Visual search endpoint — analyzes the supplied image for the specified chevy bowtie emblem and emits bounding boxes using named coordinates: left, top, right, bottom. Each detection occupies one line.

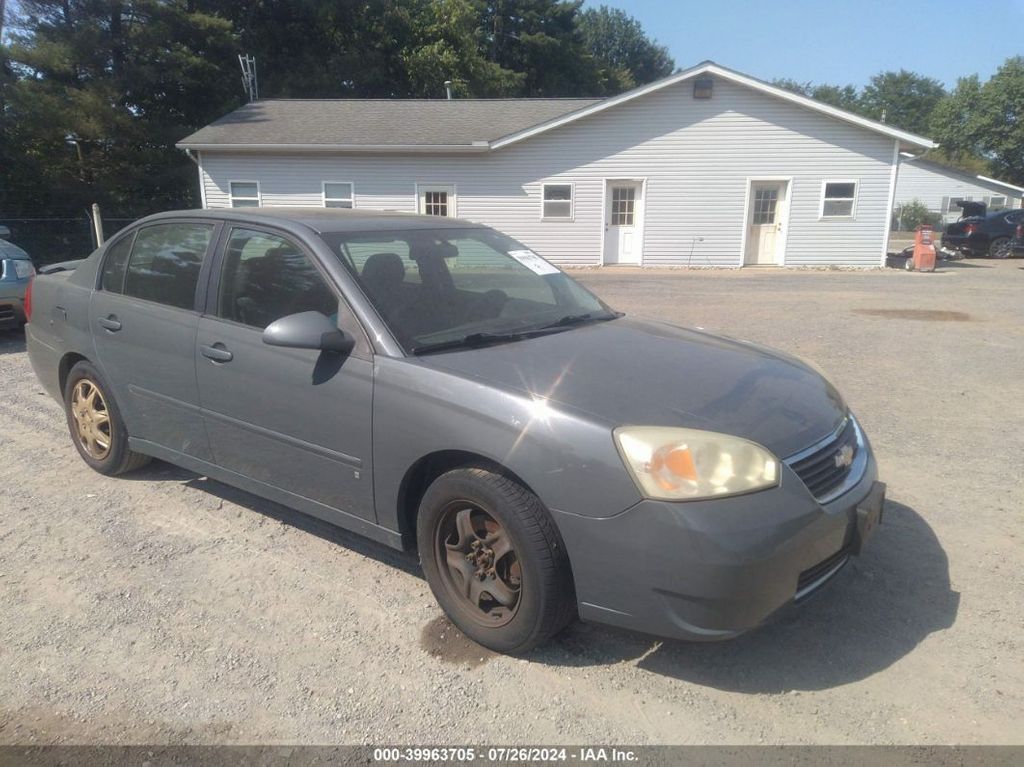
left=834, top=444, right=855, bottom=469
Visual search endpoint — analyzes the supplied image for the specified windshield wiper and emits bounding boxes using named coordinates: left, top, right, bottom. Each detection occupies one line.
left=536, top=312, right=620, bottom=331
left=411, top=331, right=532, bottom=356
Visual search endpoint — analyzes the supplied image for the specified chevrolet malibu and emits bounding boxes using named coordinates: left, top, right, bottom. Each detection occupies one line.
left=25, top=209, right=884, bottom=654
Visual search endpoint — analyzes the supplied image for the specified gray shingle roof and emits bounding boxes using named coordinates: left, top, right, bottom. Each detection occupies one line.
left=177, top=98, right=600, bottom=149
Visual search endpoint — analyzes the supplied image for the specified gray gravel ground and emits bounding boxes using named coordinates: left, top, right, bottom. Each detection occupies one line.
left=0, top=258, right=1022, bottom=745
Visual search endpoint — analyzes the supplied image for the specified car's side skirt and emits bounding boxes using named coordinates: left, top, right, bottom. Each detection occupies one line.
left=129, top=438, right=405, bottom=551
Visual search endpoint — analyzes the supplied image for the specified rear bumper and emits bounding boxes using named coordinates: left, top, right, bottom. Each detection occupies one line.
left=553, top=446, right=880, bottom=642
left=941, top=233, right=986, bottom=255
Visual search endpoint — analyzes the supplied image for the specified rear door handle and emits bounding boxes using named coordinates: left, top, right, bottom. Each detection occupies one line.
left=97, top=315, right=122, bottom=332
left=200, top=343, right=233, bottom=363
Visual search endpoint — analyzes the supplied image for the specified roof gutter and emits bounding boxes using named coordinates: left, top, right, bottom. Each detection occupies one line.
left=175, top=142, right=492, bottom=154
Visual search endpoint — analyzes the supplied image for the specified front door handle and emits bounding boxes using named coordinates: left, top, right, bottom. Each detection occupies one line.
left=200, top=343, right=233, bottom=363
left=97, top=315, right=122, bottom=332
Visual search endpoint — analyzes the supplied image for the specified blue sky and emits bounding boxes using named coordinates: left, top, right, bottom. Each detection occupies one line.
left=591, top=0, right=1024, bottom=88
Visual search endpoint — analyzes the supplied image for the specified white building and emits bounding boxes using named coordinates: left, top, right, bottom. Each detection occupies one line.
left=894, top=154, right=1024, bottom=225
left=178, top=61, right=935, bottom=268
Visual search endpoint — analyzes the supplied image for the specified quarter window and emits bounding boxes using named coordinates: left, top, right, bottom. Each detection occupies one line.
left=124, top=223, right=213, bottom=310
left=99, top=233, right=134, bottom=293
left=821, top=181, right=857, bottom=218
left=323, top=182, right=355, bottom=209
left=218, top=228, right=337, bottom=330
left=542, top=183, right=573, bottom=220
left=229, top=181, right=261, bottom=208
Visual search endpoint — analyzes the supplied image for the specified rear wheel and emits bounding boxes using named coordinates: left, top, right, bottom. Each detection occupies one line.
left=64, top=360, right=150, bottom=475
left=989, top=237, right=1011, bottom=258
left=417, top=466, right=575, bottom=654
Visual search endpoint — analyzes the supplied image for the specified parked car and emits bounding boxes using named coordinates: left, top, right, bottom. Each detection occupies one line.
left=0, top=233, right=36, bottom=330
left=25, top=209, right=884, bottom=653
left=941, top=200, right=1024, bottom=258
left=1011, top=223, right=1024, bottom=258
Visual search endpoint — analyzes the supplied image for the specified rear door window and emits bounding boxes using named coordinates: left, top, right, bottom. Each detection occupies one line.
left=124, top=223, right=214, bottom=310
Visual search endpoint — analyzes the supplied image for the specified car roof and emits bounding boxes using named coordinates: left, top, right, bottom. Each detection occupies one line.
left=134, top=207, right=488, bottom=235
left=0, top=239, right=30, bottom=259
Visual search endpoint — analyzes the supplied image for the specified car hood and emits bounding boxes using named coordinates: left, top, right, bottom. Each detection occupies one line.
left=415, top=317, right=847, bottom=459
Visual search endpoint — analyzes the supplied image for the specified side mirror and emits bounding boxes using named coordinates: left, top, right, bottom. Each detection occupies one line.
left=263, top=311, right=354, bottom=354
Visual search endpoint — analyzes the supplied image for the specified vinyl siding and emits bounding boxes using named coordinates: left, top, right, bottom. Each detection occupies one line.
left=895, top=160, right=1023, bottom=223
left=199, top=77, right=897, bottom=267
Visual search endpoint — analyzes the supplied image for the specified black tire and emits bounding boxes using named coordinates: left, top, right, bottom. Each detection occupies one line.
left=63, top=360, right=151, bottom=476
left=989, top=237, right=1010, bottom=258
left=417, top=466, right=576, bottom=654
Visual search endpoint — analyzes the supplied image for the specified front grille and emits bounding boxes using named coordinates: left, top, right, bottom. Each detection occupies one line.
left=788, top=418, right=859, bottom=501
left=796, top=546, right=849, bottom=600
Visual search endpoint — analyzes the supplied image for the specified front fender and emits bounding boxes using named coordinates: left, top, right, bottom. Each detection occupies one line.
left=370, top=356, right=641, bottom=534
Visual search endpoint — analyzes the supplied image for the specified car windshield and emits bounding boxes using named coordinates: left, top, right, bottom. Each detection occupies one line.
left=321, top=227, right=617, bottom=354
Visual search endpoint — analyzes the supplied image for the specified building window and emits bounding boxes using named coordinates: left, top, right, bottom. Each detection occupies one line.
left=820, top=181, right=857, bottom=218
left=229, top=181, right=261, bottom=208
left=989, top=195, right=1007, bottom=211
left=611, top=186, right=636, bottom=225
left=323, top=182, right=354, bottom=209
left=542, top=183, right=573, bottom=220
left=417, top=185, right=456, bottom=217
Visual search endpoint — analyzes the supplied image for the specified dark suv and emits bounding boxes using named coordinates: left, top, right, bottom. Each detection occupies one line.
left=941, top=201, right=1024, bottom=258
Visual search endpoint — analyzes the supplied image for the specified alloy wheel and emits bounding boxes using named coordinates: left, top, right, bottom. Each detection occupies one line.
left=70, top=379, right=112, bottom=460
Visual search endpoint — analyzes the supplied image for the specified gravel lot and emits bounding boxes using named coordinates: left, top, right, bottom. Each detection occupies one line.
left=1, top=259, right=1022, bottom=746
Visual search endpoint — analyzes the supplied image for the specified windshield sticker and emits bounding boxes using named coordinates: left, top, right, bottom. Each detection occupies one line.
left=508, top=249, right=560, bottom=275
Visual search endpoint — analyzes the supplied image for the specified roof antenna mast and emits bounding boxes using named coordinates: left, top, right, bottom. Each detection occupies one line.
left=239, top=54, right=259, bottom=102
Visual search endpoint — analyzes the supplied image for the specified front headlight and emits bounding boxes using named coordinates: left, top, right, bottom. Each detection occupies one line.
left=613, top=426, right=779, bottom=501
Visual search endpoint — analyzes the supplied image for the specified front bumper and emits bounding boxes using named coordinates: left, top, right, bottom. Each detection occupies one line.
left=0, top=296, right=26, bottom=329
left=552, top=444, right=880, bottom=641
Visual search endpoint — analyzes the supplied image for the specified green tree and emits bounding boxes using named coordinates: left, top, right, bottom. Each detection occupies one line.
left=480, top=0, right=601, bottom=96
left=859, top=69, right=946, bottom=135
left=2, top=0, right=239, bottom=218
left=772, top=78, right=861, bottom=112
left=972, top=57, right=1024, bottom=184
left=576, top=4, right=674, bottom=93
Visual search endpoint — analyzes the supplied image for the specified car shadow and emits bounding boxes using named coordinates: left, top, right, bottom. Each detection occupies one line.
left=0, top=328, right=27, bottom=354
left=122, top=460, right=422, bottom=578
left=939, top=259, right=992, bottom=269
left=533, top=500, right=959, bottom=693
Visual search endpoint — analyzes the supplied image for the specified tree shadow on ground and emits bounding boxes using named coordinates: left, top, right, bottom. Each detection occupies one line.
left=533, top=500, right=958, bottom=693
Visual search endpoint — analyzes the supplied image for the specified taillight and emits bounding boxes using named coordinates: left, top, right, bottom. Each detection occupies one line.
left=1016, top=223, right=1023, bottom=239
left=24, top=276, right=33, bottom=322
left=964, top=223, right=977, bottom=235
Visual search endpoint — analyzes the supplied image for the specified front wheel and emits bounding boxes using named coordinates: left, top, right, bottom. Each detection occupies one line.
left=64, top=360, right=151, bottom=475
left=417, top=467, right=576, bottom=654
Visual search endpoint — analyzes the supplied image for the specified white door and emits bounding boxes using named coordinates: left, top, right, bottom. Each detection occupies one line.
left=604, top=182, right=643, bottom=265
left=744, top=181, right=787, bottom=265
left=418, top=185, right=456, bottom=218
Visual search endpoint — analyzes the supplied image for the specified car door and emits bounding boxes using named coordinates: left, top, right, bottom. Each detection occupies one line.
left=195, top=225, right=375, bottom=522
left=90, top=219, right=219, bottom=460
